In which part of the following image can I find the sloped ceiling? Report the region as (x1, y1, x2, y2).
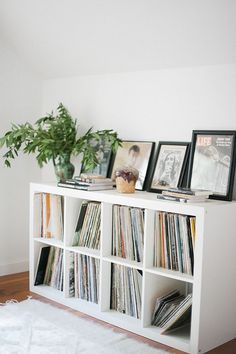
(0, 0, 235, 78)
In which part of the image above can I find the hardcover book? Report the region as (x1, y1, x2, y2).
(165, 187, 213, 196)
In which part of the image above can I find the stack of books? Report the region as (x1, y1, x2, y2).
(58, 174, 115, 191)
(157, 187, 213, 203)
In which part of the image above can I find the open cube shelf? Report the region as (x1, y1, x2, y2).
(29, 182, 236, 354)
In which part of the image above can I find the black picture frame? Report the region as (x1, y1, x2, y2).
(148, 141, 190, 193)
(109, 140, 155, 190)
(187, 130, 236, 201)
(80, 138, 113, 177)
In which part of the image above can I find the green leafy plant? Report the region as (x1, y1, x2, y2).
(0, 103, 122, 173)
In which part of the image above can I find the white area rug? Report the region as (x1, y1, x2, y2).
(0, 299, 171, 354)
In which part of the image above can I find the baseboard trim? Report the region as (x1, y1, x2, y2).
(0, 261, 29, 276)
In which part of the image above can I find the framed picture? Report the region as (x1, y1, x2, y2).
(80, 138, 113, 177)
(110, 141, 155, 190)
(149, 142, 190, 193)
(187, 130, 236, 201)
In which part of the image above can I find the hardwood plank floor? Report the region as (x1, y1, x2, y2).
(0, 272, 235, 354)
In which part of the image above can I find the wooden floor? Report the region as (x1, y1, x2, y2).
(0, 272, 235, 354)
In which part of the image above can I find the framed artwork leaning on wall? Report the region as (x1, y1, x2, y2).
(80, 138, 113, 177)
(148, 141, 190, 193)
(187, 130, 236, 201)
(110, 140, 155, 190)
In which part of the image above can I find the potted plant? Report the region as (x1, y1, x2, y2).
(0, 103, 122, 180)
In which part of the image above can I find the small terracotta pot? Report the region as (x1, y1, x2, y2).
(116, 177, 136, 193)
(115, 167, 139, 194)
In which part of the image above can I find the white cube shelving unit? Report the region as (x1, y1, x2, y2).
(29, 182, 236, 354)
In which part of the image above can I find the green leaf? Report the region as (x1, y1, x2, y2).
(0, 103, 121, 169)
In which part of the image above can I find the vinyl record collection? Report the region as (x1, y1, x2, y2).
(152, 289, 192, 334)
(154, 212, 195, 275)
(112, 205, 144, 262)
(111, 264, 142, 319)
(69, 252, 100, 304)
(72, 201, 101, 249)
(34, 246, 64, 291)
(34, 193, 64, 240)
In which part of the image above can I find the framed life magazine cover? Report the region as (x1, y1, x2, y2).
(110, 140, 155, 190)
(148, 141, 190, 193)
(187, 130, 236, 201)
(80, 138, 113, 177)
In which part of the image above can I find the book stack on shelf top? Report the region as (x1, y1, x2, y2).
(157, 187, 213, 203)
(58, 174, 115, 191)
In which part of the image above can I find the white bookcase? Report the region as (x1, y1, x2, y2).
(29, 182, 236, 354)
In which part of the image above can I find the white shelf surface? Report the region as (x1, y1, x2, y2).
(31, 182, 232, 212)
(31, 285, 190, 353)
(63, 296, 100, 314)
(66, 246, 100, 259)
(31, 285, 64, 301)
(142, 325, 190, 352)
(101, 309, 141, 325)
(31, 286, 101, 317)
(146, 266, 194, 284)
(33, 237, 64, 249)
(88, 309, 190, 353)
(103, 255, 143, 270)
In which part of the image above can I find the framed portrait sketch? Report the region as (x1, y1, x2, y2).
(80, 138, 113, 177)
(149, 142, 190, 193)
(187, 130, 236, 201)
(110, 141, 155, 190)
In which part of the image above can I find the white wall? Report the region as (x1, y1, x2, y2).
(1, 39, 233, 276)
(0, 40, 42, 276)
(41, 63, 236, 184)
(1, 2, 235, 277)
(1, 0, 235, 78)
